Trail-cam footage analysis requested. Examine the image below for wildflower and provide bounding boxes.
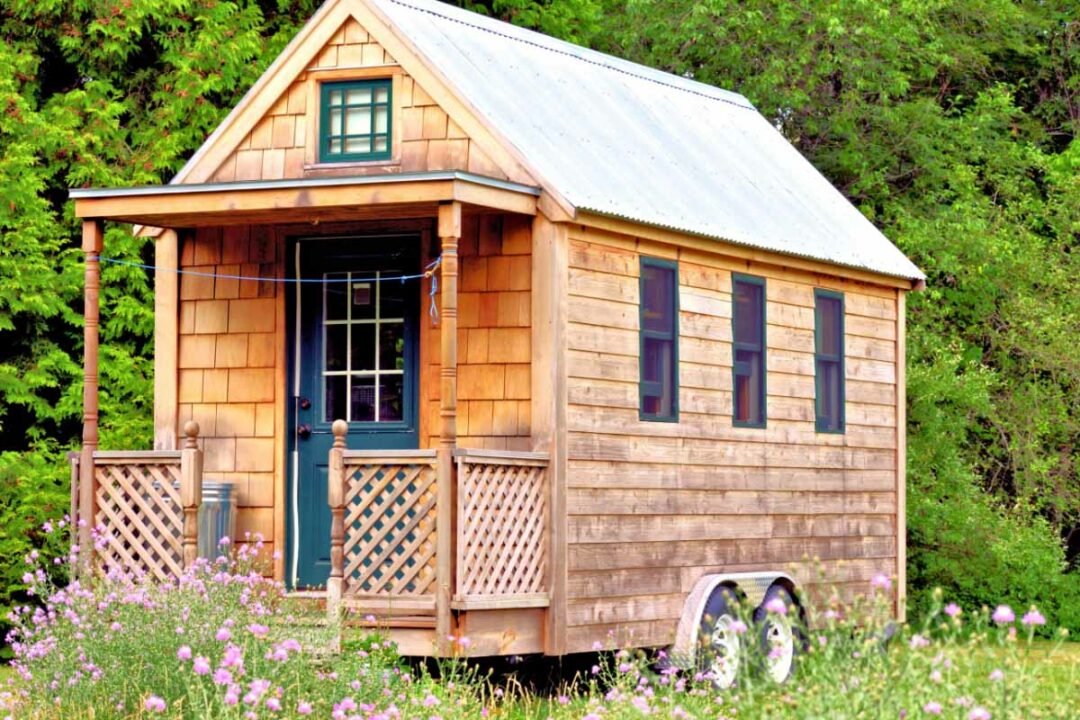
[557,695,569,705]
[42,521,54,534]
[219,536,231,546]
[944,603,961,618]
[923,701,942,715]
[989,669,1004,682]
[145,696,166,712]
[247,623,269,638]
[730,619,748,634]
[909,634,930,650]
[583,715,602,720]
[765,597,788,615]
[423,694,439,707]
[193,656,211,675]
[991,605,1015,624]
[266,697,281,712]
[216,627,232,642]
[618,662,632,673]
[969,708,991,720]
[1021,609,1046,627]
[591,665,600,675]
[870,573,892,591]
[224,689,240,706]
[213,669,233,686]
[297,701,313,715]
[929,670,942,683]
[177,646,192,661]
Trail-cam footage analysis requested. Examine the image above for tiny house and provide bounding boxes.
[69,0,924,680]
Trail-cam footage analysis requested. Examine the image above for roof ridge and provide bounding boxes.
[383,0,754,111]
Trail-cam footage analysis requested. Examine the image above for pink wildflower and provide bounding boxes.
[909,634,930,650]
[1021,609,1046,626]
[870,573,892,591]
[423,694,439,707]
[177,646,192,661]
[765,597,788,615]
[297,701,313,715]
[216,627,232,642]
[989,669,1004,682]
[213,668,233,686]
[944,603,962,618]
[265,697,281,712]
[145,696,166,712]
[730,619,748,634]
[969,708,991,720]
[193,656,211,675]
[923,701,942,715]
[991,605,1015,624]
[247,623,270,639]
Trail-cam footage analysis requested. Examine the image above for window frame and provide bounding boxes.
[814,288,846,434]
[638,256,680,423]
[318,78,394,164]
[731,272,767,429]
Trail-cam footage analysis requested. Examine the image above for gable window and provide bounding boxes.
[639,257,678,422]
[319,79,392,163]
[732,273,766,427]
[814,289,845,432]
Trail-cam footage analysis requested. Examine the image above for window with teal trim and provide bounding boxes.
[814,289,845,432]
[319,79,392,163]
[732,274,766,427]
[639,258,678,421]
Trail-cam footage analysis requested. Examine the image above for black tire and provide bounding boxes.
[697,584,743,689]
[752,584,804,683]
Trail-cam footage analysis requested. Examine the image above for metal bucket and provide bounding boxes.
[198,482,236,560]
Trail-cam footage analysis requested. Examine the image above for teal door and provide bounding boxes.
[287,236,420,589]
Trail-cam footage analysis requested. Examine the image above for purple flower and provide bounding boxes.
[730,619,748,634]
[213,668,233,686]
[969,708,991,720]
[944,603,961,618]
[991,605,1015,624]
[871,573,892,591]
[923,701,942,715]
[247,623,270,638]
[1021,609,1046,627]
[193,656,211,675]
[265,697,281,711]
[216,627,232,642]
[297,701,313,715]
[176,646,192,661]
[145,696,166,712]
[423,694,439,707]
[765,597,788,615]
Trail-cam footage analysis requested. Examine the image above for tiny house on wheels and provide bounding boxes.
[68,0,925,683]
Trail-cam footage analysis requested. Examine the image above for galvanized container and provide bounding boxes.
[198,482,236,560]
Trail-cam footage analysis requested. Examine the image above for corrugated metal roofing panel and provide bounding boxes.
[372,0,924,281]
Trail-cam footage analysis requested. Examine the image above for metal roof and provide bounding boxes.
[371,0,924,281]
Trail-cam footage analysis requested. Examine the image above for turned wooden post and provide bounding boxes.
[180,421,203,569]
[436,201,461,648]
[79,220,104,572]
[327,419,348,622]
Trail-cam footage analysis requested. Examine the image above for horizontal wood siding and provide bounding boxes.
[210,16,507,183]
[176,226,280,562]
[422,214,532,450]
[563,228,900,653]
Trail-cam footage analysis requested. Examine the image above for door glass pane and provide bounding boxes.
[380,322,405,370]
[380,375,404,422]
[325,376,346,423]
[325,324,347,371]
[324,274,348,320]
[351,281,376,319]
[350,376,376,422]
[350,324,376,372]
[380,276,404,318]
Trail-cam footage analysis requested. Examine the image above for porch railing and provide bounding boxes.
[72,422,203,581]
[325,419,550,622]
[453,449,550,609]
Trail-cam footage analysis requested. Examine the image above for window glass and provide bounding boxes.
[732,274,766,427]
[814,290,845,432]
[321,79,392,162]
[639,258,678,421]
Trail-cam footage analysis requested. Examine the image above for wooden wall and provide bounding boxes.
[421,214,532,450]
[209,16,508,183]
[176,226,281,561]
[562,226,901,653]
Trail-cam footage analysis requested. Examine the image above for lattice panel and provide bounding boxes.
[94,461,184,581]
[343,462,438,596]
[457,461,548,597]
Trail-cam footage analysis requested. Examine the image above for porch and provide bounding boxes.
[70,171,558,655]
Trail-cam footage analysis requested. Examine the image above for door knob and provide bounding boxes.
[297,423,312,439]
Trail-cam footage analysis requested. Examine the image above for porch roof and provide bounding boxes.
[69,171,539,227]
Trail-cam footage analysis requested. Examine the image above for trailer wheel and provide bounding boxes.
[697,585,742,689]
[753,585,801,683]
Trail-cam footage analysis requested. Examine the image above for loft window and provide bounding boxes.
[815,289,845,433]
[639,257,678,422]
[732,273,766,427]
[319,79,392,163]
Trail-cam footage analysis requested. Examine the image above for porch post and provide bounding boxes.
[79,220,104,571]
[436,201,461,647]
[180,421,203,569]
[327,420,347,623]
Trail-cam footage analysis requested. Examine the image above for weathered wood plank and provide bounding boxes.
[567,488,897,516]
[566,461,898,492]
[567,513,894,543]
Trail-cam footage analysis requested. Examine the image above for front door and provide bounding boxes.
[288,235,421,588]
